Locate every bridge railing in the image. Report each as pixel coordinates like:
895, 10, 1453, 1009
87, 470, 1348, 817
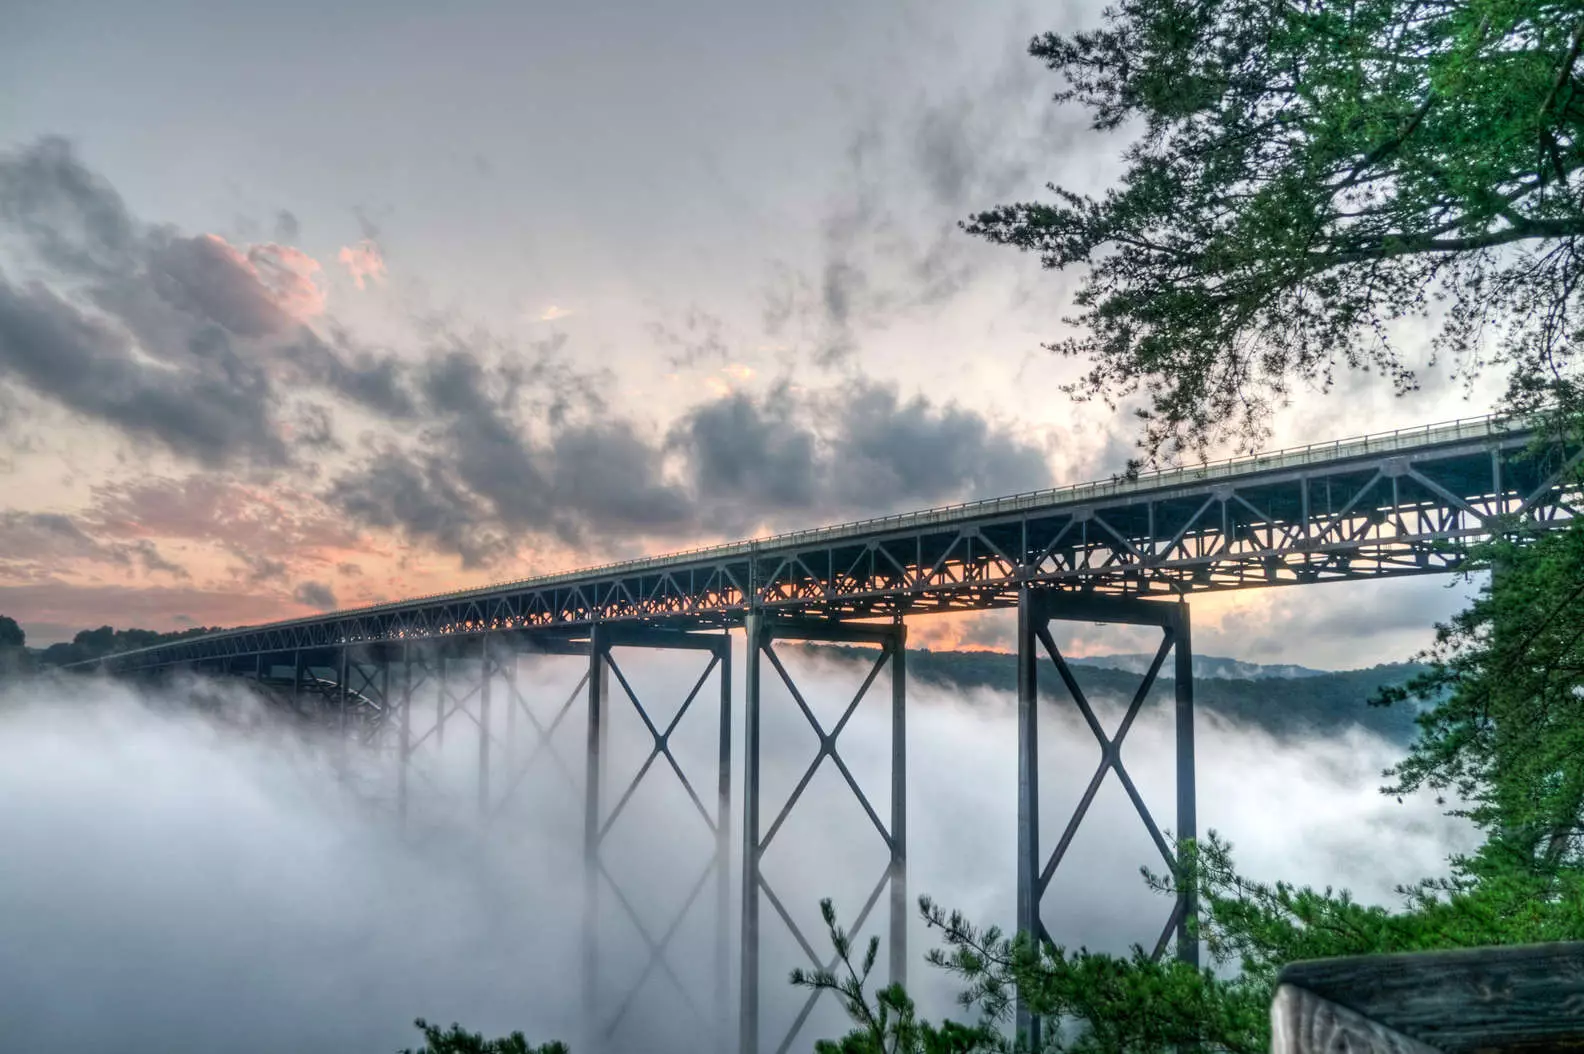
749, 412, 1519, 547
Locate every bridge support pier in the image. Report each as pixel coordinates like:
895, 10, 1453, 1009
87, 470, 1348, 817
1014, 587, 1197, 1048
580, 626, 733, 1054
740, 615, 907, 1054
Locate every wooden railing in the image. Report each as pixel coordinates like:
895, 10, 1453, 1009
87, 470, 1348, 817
1272, 942, 1584, 1052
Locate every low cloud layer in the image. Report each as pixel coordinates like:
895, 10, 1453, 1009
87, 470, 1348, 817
0, 647, 1472, 1052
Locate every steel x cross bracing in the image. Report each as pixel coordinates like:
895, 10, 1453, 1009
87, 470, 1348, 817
82, 414, 1580, 673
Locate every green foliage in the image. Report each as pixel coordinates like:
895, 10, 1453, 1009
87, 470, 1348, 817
1378, 510, 1584, 877
792, 899, 1003, 1053
967, 0, 1584, 460
0, 615, 24, 648
920, 886, 1269, 1054
398, 1018, 568, 1054
34, 623, 227, 667
899, 826, 1584, 1053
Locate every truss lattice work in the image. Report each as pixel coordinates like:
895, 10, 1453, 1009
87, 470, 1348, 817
83, 416, 1578, 674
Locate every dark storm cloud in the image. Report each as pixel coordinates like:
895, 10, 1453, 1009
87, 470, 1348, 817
292, 580, 337, 610
670, 387, 820, 515
0, 138, 299, 465
328, 374, 1050, 565
326, 351, 695, 561
282, 329, 417, 418
677, 380, 1052, 531
326, 448, 509, 569
547, 422, 694, 533
0, 135, 138, 280
824, 384, 1051, 508
0, 511, 102, 560
0, 138, 427, 471
355, 208, 379, 241
0, 276, 287, 466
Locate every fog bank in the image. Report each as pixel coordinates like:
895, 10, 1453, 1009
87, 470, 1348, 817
0, 646, 1474, 1052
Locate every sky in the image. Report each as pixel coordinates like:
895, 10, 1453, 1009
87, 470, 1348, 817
0, 0, 1502, 662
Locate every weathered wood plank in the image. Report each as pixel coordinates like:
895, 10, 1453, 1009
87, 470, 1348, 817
1272, 982, 1446, 1054
1275, 942, 1584, 1052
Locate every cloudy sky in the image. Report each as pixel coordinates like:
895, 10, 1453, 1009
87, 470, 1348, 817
1, 0, 1498, 658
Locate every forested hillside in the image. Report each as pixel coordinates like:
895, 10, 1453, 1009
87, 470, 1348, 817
801, 644, 1429, 742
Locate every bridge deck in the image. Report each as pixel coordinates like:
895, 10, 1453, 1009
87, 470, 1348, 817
83, 413, 1581, 671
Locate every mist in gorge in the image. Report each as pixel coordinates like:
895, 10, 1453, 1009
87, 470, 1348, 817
0, 634, 1475, 1054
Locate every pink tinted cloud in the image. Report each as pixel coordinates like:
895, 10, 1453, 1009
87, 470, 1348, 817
86, 476, 361, 556
338, 240, 387, 289
247, 241, 327, 319
194, 234, 326, 323
151, 234, 326, 336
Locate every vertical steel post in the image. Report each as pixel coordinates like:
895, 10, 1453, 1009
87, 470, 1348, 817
889, 621, 908, 987
1491, 448, 1504, 517
338, 646, 350, 768
479, 636, 492, 818
379, 658, 390, 750
739, 614, 764, 1054
584, 625, 607, 1054
398, 643, 412, 825
1174, 604, 1199, 967
254, 653, 263, 681
1015, 585, 1041, 1049
292, 649, 303, 711
716, 634, 734, 1054
504, 645, 518, 789
437, 653, 447, 750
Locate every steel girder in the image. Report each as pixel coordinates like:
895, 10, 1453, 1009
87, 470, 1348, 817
580, 627, 733, 1054
80, 422, 1579, 675
1014, 589, 1197, 1048
740, 616, 907, 1054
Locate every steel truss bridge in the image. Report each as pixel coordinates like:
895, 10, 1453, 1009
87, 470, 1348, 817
78, 414, 1581, 1053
